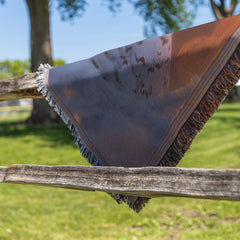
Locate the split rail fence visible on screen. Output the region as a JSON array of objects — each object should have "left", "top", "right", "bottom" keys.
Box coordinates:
[{"left": 1, "top": 74, "right": 240, "bottom": 201}]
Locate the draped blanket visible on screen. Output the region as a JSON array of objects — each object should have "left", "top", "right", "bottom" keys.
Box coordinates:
[{"left": 37, "top": 15, "right": 240, "bottom": 212}]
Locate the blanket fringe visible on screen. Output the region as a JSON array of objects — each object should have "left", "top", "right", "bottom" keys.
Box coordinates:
[
  {"left": 160, "top": 44, "right": 240, "bottom": 167},
  {"left": 36, "top": 64, "right": 103, "bottom": 167},
  {"left": 36, "top": 64, "right": 146, "bottom": 212},
  {"left": 36, "top": 44, "right": 240, "bottom": 213},
  {"left": 133, "top": 44, "right": 240, "bottom": 212}
]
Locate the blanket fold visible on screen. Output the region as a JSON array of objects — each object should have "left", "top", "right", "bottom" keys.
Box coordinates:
[{"left": 37, "top": 15, "right": 240, "bottom": 212}]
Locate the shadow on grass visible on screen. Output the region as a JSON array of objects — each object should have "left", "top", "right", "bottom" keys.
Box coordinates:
[
  {"left": 212, "top": 116, "right": 240, "bottom": 129},
  {"left": 0, "top": 121, "right": 75, "bottom": 147},
  {"left": 217, "top": 108, "right": 240, "bottom": 113},
  {"left": 1, "top": 102, "right": 239, "bottom": 148}
]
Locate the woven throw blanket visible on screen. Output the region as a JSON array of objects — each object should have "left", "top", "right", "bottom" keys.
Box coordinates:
[{"left": 37, "top": 15, "right": 240, "bottom": 212}]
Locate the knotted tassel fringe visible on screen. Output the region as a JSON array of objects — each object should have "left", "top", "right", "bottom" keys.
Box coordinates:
[
  {"left": 36, "top": 44, "right": 240, "bottom": 213},
  {"left": 36, "top": 64, "right": 147, "bottom": 212},
  {"left": 160, "top": 43, "right": 240, "bottom": 167},
  {"left": 117, "top": 43, "right": 240, "bottom": 212}
]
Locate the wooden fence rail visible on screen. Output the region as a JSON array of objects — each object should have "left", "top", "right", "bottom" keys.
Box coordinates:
[
  {"left": 0, "top": 73, "right": 42, "bottom": 101},
  {"left": 1, "top": 164, "right": 240, "bottom": 200},
  {"left": 0, "top": 73, "right": 240, "bottom": 202}
]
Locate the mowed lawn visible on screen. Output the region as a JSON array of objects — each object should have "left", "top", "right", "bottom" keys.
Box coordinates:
[{"left": 0, "top": 103, "right": 240, "bottom": 240}]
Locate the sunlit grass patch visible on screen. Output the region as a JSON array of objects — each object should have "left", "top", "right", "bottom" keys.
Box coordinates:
[{"left": 0, "top": 103, "right": 240, "bottom": 239}]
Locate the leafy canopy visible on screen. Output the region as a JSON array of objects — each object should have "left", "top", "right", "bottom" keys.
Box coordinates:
[
  {"left": 0, "top": 0, "right": 205, "bottom": 36},
  {"left": 2, "top": 1, "right": 240, "bottom": 36},
  {"left": 55, "top": 0, "right": 204, "bottom": 36},
  {"left": 105, "top": 0, "right": 204, "bottom": 36}
]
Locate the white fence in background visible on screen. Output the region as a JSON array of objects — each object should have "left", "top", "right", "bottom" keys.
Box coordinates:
[{"left": 0, "top": 99, "right": 33, "bottom": 115}]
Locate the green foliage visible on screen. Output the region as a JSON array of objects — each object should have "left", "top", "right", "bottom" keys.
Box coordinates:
[
  {"left": 0, "top": 59, "right": 65, "bottom": 80},
  {"left": 0, "top": 60, "right": 30, "bottom": 79},
  {"left": 56, "top": 0, "right": 88, "bottom": 20},
  {"left": 131, "top": 0, "right": 203, "bottom": 36},
  {"left": 0, "top": 103, "right": 240, "bottom": 239},
  {"left": 53, "top": 59, "right": 66, "bottom": 67},
  {"left": 55, "top": 0, "right": 205, "bottom": 36},
  {"left": 0, "top": 72, "right": 11, "bottom": 80},
  {"left": 1, "top": 0, "right": 240, "bottom": 37},
  {"left": 105, "top": 0, "right": 205, "bottom": 36}
]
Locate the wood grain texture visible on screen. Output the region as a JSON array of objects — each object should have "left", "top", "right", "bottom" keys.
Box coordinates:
[
  {"left": 0, "top": 73, "right": 43, "bottom": 101},
  {"left": 1, "top": 164, "right": 240, "bottom": 200}
]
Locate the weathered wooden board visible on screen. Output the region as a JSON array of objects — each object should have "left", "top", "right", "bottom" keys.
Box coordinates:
[
  {"left": 1, "top": 164, "right": 240, "bottom": 200},
  {"left": 0, "top": 73, "right": 43, "bottom": 101},
  {"left": 1, "top": 74, "right": 240, "bottom": 201}
]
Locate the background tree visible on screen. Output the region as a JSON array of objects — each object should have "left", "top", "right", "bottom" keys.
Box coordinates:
[
  {"left": 210, "top": 0, "right": 240, "bottom": 101},
  {"left": 1, "top": 0, "right": 203, "bottom": 124},
  {"left": 2, "top": 0, "right": 239, "bottom": 123},
  {"left": 210, "top": 0, "right": 239, "bottom": 19},
  {"left": 25, "top": 0, "right": 61, "bottom": 124},
  {"left": 106, "top": 0, "right": 204, "bottom": 36}
]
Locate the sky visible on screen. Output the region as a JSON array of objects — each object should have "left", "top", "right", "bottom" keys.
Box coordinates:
[{"left": 0, "top": 0, "right": 228, "bottom": 64}]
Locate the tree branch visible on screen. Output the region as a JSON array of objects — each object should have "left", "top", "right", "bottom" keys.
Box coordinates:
[
  {"left": 210, "top": 0, "right": 224, "bottom": 20},
  {"left": 229, "top": 0, "right": 238, "bottom": 15},
  {"left": 210, "top": 0, "right": 238, "bottom": 20},
  {"left": 0, "top": 73, "right": 43, "bottom": 102},
  {"left": 220, "top": 0, "right": 225, "bottom": 9},
  {"left": 1, "top": 164, "right": 240, "bottom": 200}
]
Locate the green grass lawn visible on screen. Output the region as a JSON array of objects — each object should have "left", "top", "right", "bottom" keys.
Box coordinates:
[{"left": 0, "top": 103, "right": 240, "bottom": 240}]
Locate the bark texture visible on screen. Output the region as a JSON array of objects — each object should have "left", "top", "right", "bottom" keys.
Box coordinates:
[
  {"left": 26, "top": 0, "right": 61, "bottom": 124},
  {"left": 210, "top": 0, "right": 238, "bottom": 19}
]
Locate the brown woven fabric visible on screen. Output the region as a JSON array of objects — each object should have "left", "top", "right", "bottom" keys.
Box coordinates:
[{"left": 37, "top": 15, "right": 240, "bottom": 212}]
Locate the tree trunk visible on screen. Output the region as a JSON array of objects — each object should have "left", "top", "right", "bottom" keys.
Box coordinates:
[
  {"left": 26, "top": 0, "right": 61, "bottom": 124},
  {"left": 210, "top": 0, "right": 239, "bottom": 102}
]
